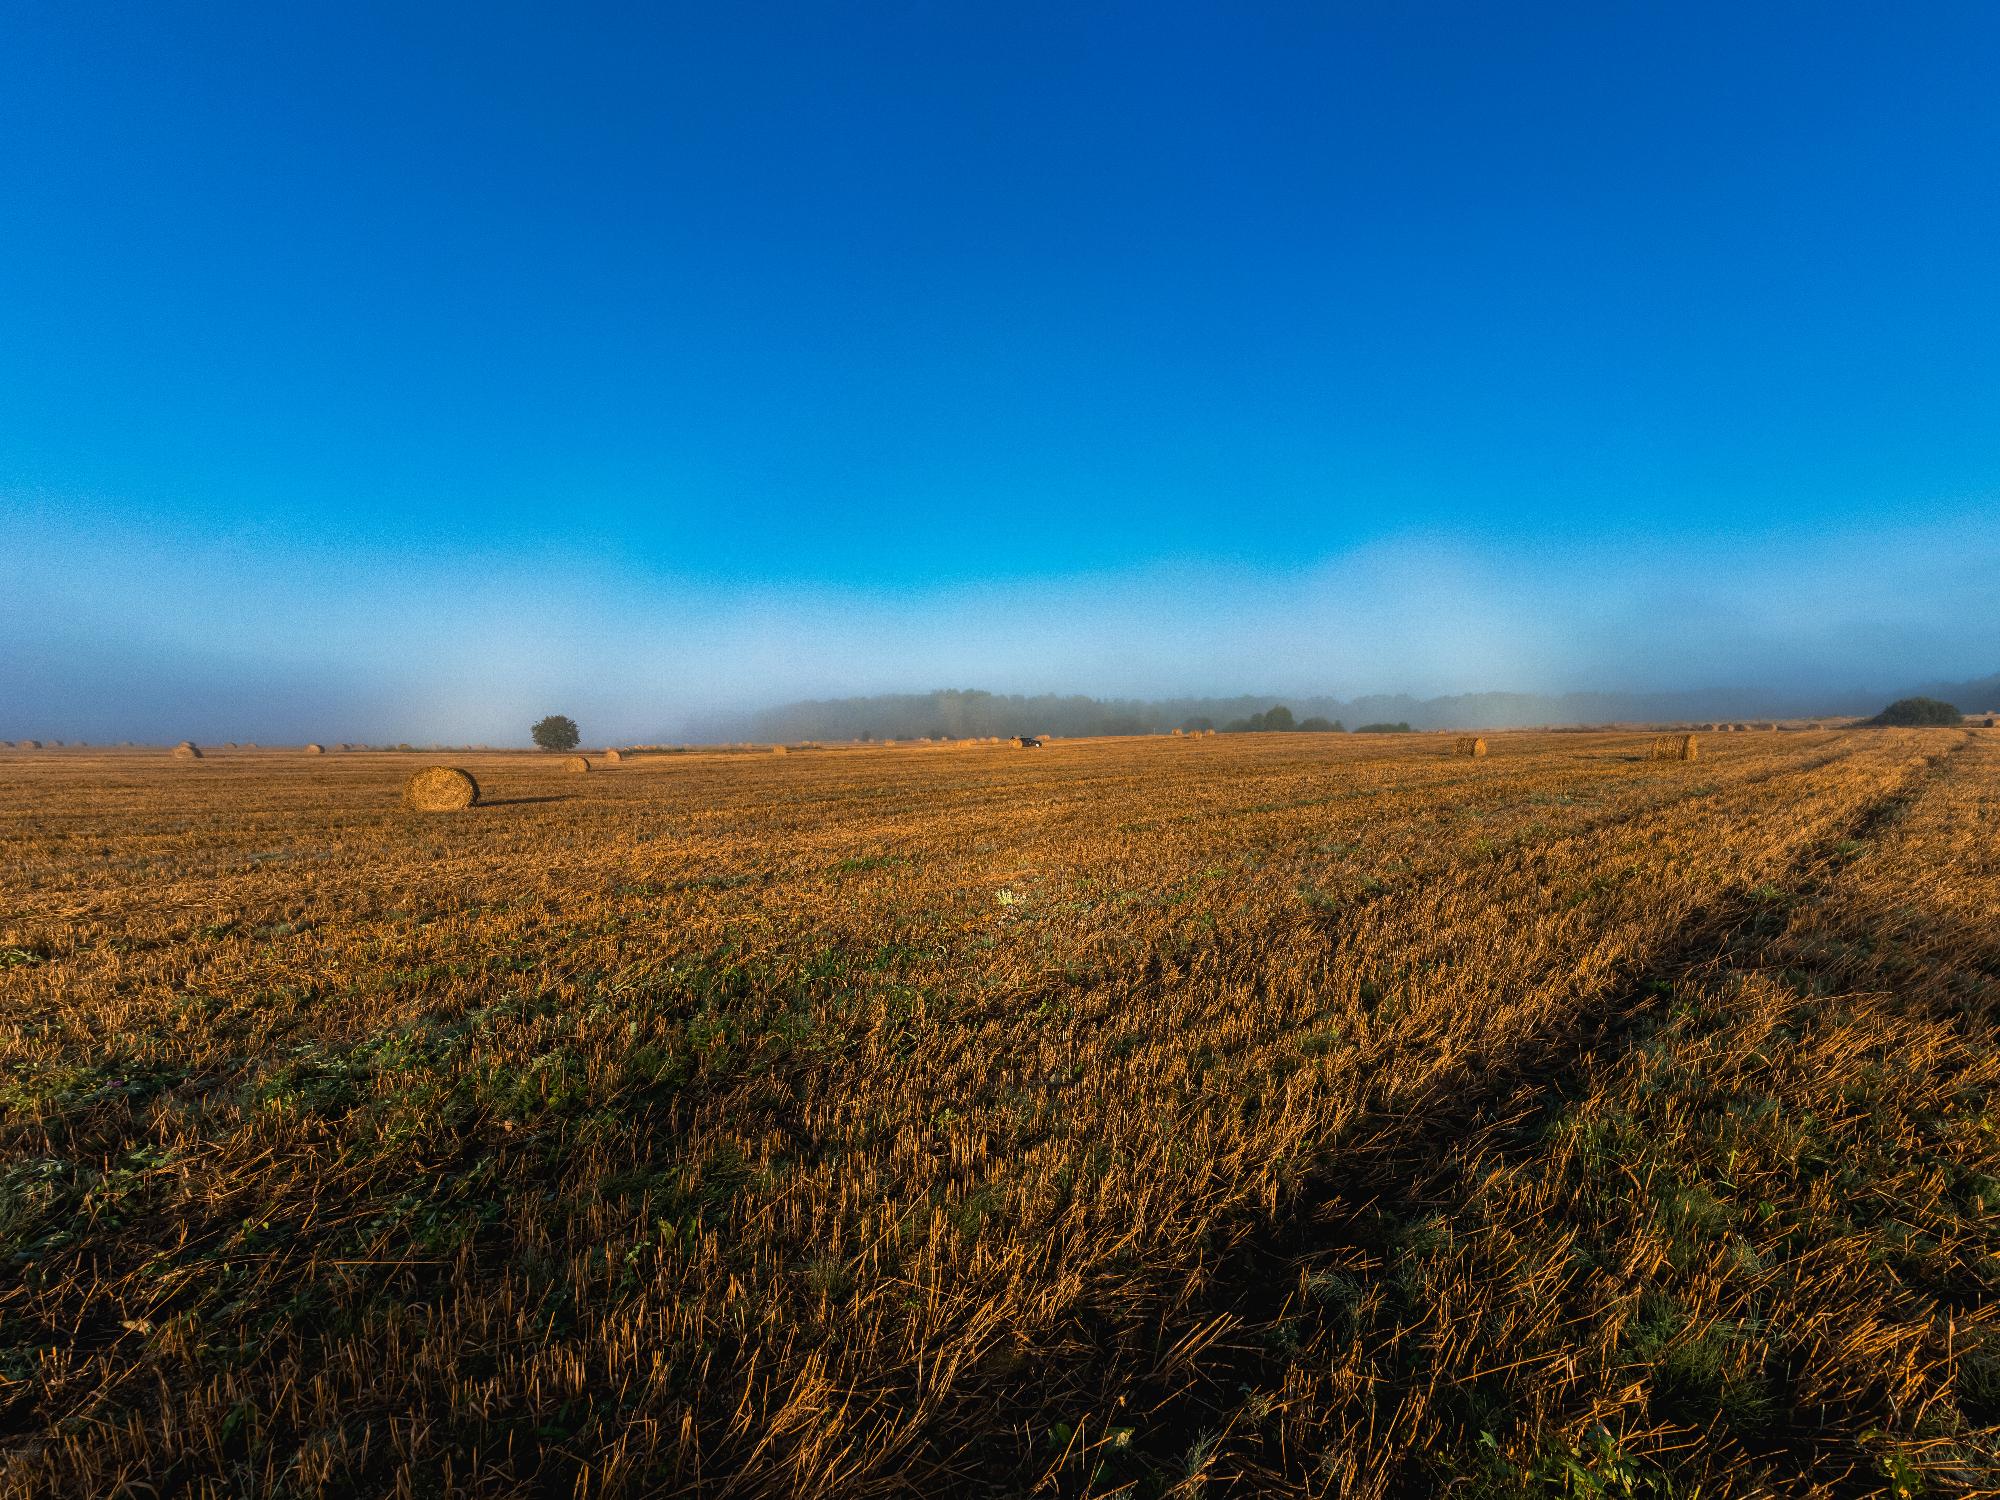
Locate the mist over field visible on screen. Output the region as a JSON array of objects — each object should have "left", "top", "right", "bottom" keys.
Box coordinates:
[{"left": 4, "top": 499, "right": 1997, "bottom": 745}]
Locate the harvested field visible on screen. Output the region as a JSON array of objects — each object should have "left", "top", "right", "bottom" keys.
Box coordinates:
[{"left": 1, "top": 731, "right": 1996, "bottom": 1496}]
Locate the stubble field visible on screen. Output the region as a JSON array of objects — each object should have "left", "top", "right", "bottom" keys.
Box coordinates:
[{"left": 2, "top": 730, "right": 1997, "bottom": 1496}]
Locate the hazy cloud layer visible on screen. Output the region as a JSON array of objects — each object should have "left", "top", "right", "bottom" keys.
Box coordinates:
[{"left": 5, "top": 496, "right": 1996, "bottom": 744}]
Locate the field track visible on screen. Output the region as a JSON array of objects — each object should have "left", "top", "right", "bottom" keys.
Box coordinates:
[{"left": 2, "top": 731, "right": 1996, "bottom": 1495}]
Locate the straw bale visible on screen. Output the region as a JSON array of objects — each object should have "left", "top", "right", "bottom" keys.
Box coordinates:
[{"left": 404, "top": 766, "right": 479, "bottom": 810}]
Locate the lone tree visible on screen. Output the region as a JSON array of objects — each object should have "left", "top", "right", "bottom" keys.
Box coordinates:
[
  {"left": 1871, "top": 697, "right": 1962, "bottom": 727},
  {"left": 532, "top": 714, "right": 581, "bottom": 752}
]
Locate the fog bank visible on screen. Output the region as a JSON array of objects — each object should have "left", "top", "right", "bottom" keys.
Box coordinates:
[{"left": 5, "top": 497, "right": 1995, "bottom": 745}]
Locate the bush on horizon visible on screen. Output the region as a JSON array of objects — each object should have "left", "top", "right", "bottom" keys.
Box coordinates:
[
  {"left": 1870, "top": 697, "right": 1961, "bottom": 727},
  {"left": 1223, "top": 705, "right": 1302, "bottom": 733}
]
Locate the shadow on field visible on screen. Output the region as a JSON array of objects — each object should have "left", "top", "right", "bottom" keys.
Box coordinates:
[
  {"left": 1094, "top": 745, "right": 1963, "bottom": 1491},
  {"left": 478, "top": 795, "right": 571, "bottom": 807}
]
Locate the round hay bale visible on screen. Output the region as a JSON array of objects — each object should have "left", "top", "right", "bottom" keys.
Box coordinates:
[
  {"left": 563, "top": 755, "right": 591, "bottom": 772},
  {"left": 172, "top": 741, "right": 203, "bottom": 760},
  {"left": 1453, "top": 735, "right": 1488, "bottom": 758},
  {"left": 1650, "top": 733, "right": 1698, "bottom": 761},
  {"left": 602, "top": 748, "right": 622, "bottom": 763},
  {"left": 304, "top": 743, "right": 325, "bottom": 755},
  {"left": 404, "top": 766, "right": 479, "bottom": 811},
  {"left": 21, "top": 740, "right": 41, "bottom": 750}
]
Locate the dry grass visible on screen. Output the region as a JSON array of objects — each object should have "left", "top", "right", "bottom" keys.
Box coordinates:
[{"left": 1, "top": 731, "right": 1994, "bottom": 1496}]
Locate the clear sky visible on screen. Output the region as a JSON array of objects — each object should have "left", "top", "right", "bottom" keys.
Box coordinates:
[{"left": 4, "top": 2, "right": 1997, "bottom": 742}]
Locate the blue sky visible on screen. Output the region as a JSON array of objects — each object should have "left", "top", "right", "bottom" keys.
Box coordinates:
[{"left": 4, "top": 3, "right": 1997, "bottom": 741}]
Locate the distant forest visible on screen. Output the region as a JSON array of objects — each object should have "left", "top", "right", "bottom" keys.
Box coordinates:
[{"left": 693, "top": 671, "right": 2000, "bottom": 744}]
